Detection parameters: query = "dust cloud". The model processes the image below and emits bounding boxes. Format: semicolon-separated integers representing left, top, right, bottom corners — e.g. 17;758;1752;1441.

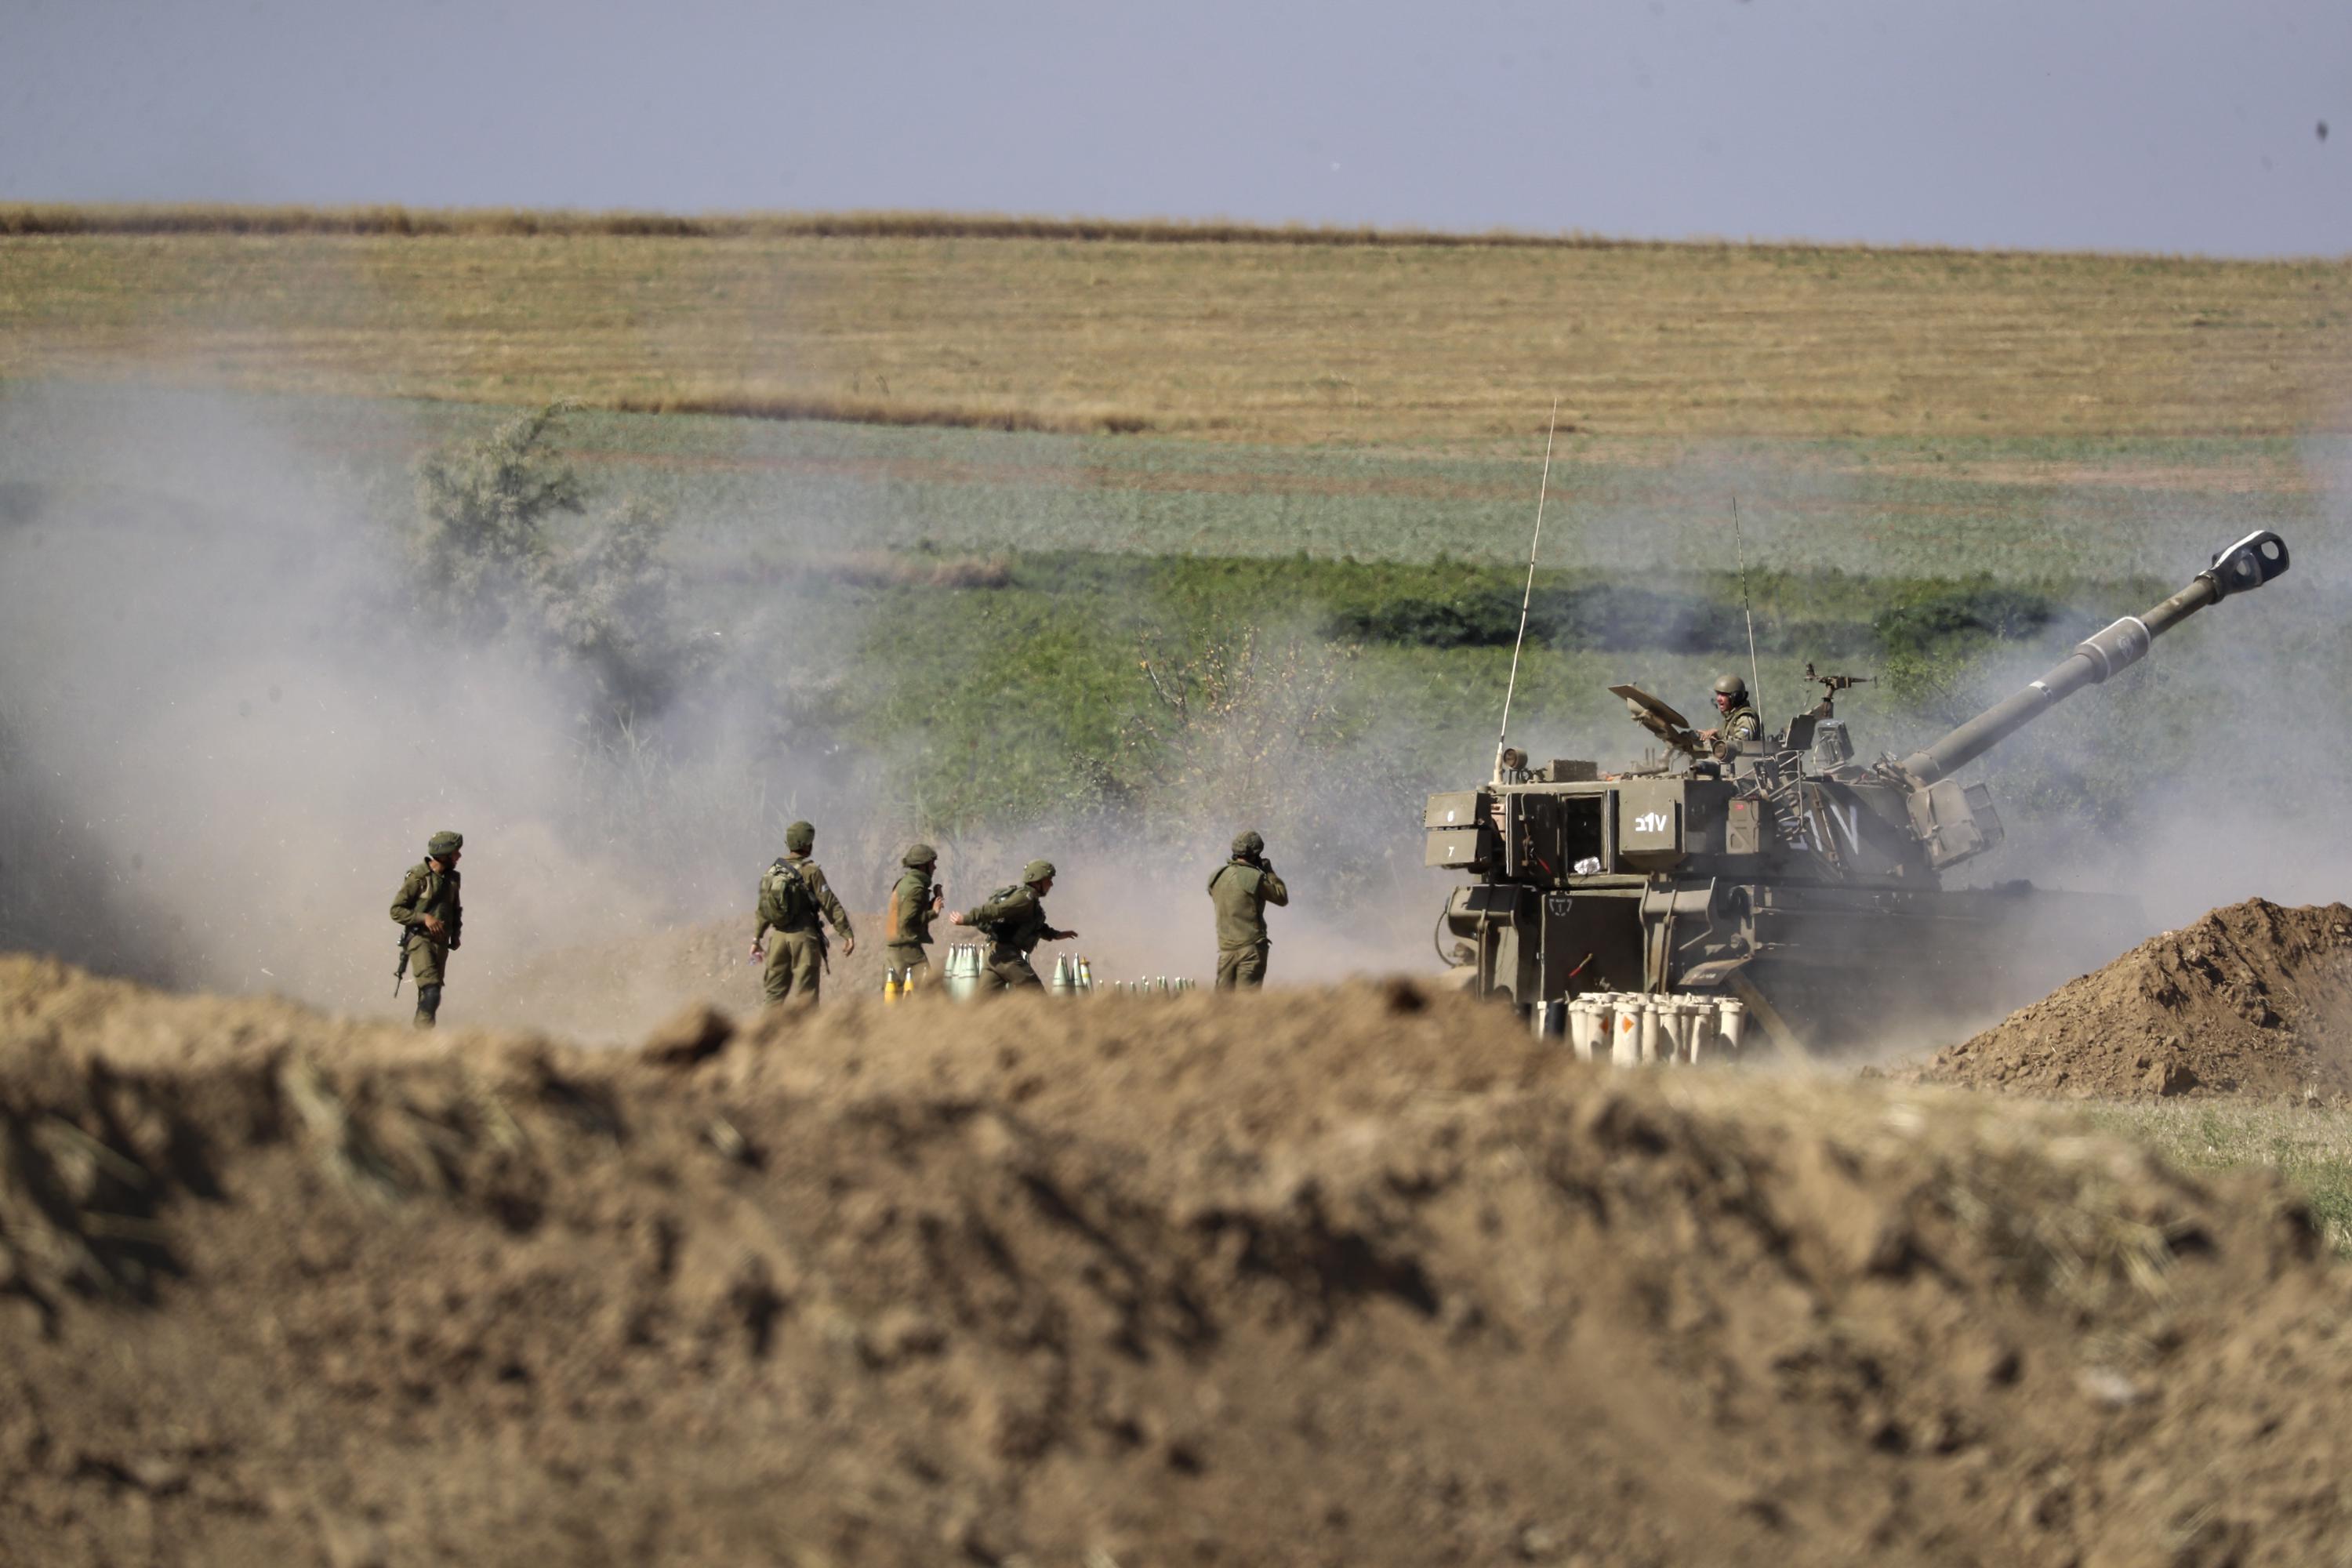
0;383;851;1019
1929;543;2352;938
0;384;1447;1034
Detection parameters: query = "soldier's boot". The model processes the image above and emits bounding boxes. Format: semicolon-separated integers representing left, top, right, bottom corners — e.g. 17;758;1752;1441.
414;983;443;1030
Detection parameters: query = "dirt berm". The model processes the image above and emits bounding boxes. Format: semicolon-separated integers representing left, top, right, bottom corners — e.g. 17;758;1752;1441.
1920;898;2352;1100
5;954;2352;1566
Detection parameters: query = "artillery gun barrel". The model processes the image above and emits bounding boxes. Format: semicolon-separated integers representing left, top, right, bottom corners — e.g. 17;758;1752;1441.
1897;530;2289;788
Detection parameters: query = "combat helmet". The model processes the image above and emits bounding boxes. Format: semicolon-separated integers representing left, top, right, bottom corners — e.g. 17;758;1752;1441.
902;843;938;867
784;820;815;854
1232;830;1265;858
426;829;464;858
1712;673;1749;701
1022;858;1057;884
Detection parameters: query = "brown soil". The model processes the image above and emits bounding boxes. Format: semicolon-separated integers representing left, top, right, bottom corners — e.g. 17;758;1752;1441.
7;953;2352;1566
485;914;768;1041
480;883;1397;1046
484;913;1165;1044
1918;899;2352;1100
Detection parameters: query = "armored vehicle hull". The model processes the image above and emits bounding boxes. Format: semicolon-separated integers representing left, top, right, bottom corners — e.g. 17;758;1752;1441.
1439;855;2139;1052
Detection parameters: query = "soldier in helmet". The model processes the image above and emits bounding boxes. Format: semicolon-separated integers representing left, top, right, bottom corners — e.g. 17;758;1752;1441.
390;830;465;1029
748;819;855;1008
1697;673;1762;759
1208;829;1289;990
947;858;1076;992
884;842;944;989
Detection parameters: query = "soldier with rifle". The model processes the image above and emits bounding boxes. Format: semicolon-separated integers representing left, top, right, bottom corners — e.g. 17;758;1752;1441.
749;819;855;1007
1207;829;1288;989
947;858;1076;992
390;829;465;1029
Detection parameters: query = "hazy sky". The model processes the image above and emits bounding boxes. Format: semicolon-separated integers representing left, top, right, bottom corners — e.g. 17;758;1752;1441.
4;0;2345;256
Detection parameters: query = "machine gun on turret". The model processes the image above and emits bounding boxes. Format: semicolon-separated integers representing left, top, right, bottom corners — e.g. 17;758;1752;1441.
1799;663;1871;715
1425;531;2292;1053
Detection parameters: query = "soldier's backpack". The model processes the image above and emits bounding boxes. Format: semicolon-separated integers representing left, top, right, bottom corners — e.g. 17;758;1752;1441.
885;871;927;942
972;884;1025;941
761;858;817;929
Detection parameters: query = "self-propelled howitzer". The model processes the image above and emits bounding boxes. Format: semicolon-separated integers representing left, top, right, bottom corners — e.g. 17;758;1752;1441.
1427;530;2291;1051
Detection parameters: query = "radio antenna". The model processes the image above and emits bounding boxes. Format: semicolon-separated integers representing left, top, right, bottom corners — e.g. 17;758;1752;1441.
1733;495;1763;724
1495;399;1560;779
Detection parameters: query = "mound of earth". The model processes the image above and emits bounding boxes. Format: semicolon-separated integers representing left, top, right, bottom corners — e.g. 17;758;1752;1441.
1921;898;2352;1099
486;909;1241;1044
6;953;2352;1566
485;914;770;1040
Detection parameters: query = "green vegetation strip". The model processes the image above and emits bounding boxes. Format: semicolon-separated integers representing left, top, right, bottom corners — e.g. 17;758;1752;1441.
2085;1101;2352;1255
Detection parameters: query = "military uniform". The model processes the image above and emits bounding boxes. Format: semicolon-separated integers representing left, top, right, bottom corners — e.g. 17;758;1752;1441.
884;844;941;988
390;829;464;1029
961;861;1071;992
1209;830;1288;989
753;821;854;1007
1708;673;1762;760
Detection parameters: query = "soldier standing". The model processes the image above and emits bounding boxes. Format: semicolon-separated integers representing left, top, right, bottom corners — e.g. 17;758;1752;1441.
947;858;1076;992
749;819;855;1008
390;830;465;1029
1208;829;1288;989
1697;673;1762;759
884;842;943;989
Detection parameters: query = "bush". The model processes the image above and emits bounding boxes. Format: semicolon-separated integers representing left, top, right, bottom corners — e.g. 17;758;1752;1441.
1872;583;2055;660
1332;592;1519;648
1116;626;1406;863
1334;584;1783;655
408;405;691;717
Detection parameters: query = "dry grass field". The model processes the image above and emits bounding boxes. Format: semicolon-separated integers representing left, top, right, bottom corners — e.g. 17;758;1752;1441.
3;209;2348;444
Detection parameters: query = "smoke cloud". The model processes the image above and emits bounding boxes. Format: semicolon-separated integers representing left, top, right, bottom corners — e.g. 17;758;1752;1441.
0;383;1448;1036
0;385;691;1014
